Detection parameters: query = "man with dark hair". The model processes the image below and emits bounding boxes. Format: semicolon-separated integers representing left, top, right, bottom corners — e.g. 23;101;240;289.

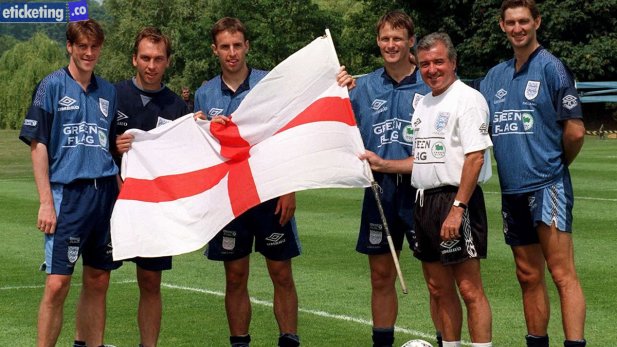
480;1;586;346
347;10;437;347
363;31;494;347
194;17;300;347
19;19;119;347
181;86;194;111
114;26;189;347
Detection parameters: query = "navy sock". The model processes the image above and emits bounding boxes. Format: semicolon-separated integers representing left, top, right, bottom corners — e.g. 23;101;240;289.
526;334;549;347
279;333;300;347
372;327;394;347
564;339;587;347
436;331;443;347
230;334;251;347
73;341;87;347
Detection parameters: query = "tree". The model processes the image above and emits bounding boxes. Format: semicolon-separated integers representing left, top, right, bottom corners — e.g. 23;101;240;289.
0;33;65;129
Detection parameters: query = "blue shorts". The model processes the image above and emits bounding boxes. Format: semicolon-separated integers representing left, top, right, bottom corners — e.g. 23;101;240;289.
413;185;488;265
45;176;121;275
501;172;574;246
123;256;172;272
205;198;301;261
356;173;415;255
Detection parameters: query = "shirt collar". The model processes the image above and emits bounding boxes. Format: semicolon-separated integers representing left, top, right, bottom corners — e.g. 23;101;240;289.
63;66;98;92
221;68;253;95
381;67;418;87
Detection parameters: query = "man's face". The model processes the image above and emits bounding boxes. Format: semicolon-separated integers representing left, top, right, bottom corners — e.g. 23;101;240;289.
66;35;101;75
212;30;249;75
500;6;541;50
181;89;190;100
418;41;457;96
376;23;414;66
132;38;170;90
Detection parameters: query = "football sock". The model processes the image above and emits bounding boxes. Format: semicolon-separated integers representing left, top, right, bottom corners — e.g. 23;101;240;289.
564;339;587;347
443;341;462;347
436;331;443;347
278;333;300;347
230;334;251;347
471;343;492;347
372;327;395;347
73;341;87;347
526;334;549;347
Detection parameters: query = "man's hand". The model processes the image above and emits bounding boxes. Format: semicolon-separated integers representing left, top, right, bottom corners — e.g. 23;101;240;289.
440;206;464;241
360;150;386;171
337;66;356;90
37;201;56;234
116;133;134;155
275;192;296;226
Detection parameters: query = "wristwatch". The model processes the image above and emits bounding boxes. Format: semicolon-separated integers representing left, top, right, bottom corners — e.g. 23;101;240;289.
453;200;468;209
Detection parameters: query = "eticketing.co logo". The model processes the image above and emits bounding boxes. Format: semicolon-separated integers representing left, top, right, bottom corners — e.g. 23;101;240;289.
0;1;88;23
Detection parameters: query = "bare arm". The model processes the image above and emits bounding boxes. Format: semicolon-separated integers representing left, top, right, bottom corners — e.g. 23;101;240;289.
562;118;585;166
360;150;413;174
440;150;485;241
31;140;56;234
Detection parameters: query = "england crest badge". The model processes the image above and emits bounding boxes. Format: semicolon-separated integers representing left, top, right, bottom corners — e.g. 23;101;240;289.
67;246;79;263
434;112;450;132
99;98;109;117
524;81;540;100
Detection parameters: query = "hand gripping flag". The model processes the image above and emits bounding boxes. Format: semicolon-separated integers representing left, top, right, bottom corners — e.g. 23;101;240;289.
110;30;371;260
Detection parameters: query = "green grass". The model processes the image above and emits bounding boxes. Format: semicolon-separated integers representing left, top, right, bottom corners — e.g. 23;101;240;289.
1;129;616;346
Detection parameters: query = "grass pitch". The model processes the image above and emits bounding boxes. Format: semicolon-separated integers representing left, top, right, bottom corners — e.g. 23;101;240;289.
1;129;615;346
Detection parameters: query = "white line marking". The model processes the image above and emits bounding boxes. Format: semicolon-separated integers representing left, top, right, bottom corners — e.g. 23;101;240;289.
4;281;469;344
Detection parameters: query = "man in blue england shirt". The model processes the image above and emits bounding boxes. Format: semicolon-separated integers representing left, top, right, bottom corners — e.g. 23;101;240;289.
347;10;441;347
194;17;300;347
113;27;189;347
19;19;119;347
480;1;586;346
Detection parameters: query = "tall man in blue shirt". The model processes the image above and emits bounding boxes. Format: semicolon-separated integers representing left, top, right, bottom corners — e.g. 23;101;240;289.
19;19;119;347
194;17;300;347
348;10;442;347
480;1;586;346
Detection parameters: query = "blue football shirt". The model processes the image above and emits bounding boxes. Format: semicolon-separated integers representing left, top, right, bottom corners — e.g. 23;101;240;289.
480;47;583;193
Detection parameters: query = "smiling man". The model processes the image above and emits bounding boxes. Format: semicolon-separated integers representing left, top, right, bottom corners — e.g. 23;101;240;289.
479;1;586;346
113;27;189;347
348;10;434;347
194;17;300;347
19;19;119;347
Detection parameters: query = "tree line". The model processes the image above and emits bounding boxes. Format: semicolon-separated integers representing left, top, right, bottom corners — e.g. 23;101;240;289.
1;0;615;129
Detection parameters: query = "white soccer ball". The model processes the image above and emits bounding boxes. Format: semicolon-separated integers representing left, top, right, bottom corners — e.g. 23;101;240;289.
401;339;433;347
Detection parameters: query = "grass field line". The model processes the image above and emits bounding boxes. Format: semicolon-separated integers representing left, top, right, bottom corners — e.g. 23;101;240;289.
0;280;468;345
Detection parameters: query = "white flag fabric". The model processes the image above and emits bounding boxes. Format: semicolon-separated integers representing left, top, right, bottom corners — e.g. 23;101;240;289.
110;30;371;260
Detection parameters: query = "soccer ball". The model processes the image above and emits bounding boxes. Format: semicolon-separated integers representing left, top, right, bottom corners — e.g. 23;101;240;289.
401;339;433;347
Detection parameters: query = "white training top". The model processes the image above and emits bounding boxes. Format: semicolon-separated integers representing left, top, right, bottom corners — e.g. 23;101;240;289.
411;79;493;190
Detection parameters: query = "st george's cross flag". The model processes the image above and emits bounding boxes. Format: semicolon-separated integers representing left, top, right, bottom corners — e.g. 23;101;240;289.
110;30;371;260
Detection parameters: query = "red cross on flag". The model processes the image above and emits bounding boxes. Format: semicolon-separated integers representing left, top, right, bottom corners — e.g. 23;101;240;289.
110;30;371;260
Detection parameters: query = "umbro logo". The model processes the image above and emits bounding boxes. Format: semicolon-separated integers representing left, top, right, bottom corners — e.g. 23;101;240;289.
371;99;387;111
440;240;460;249
209;108;224;117
265;233;285;243
58;96;79;112
59;96;77;107
495;89;507;99
117;111;129;121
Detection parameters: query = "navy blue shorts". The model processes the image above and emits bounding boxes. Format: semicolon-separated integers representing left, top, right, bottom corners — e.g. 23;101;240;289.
123;256;172;271
45;176;121;275
356;173;415;255
413;185;488;265
205;197;301;261
501;172;574;246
